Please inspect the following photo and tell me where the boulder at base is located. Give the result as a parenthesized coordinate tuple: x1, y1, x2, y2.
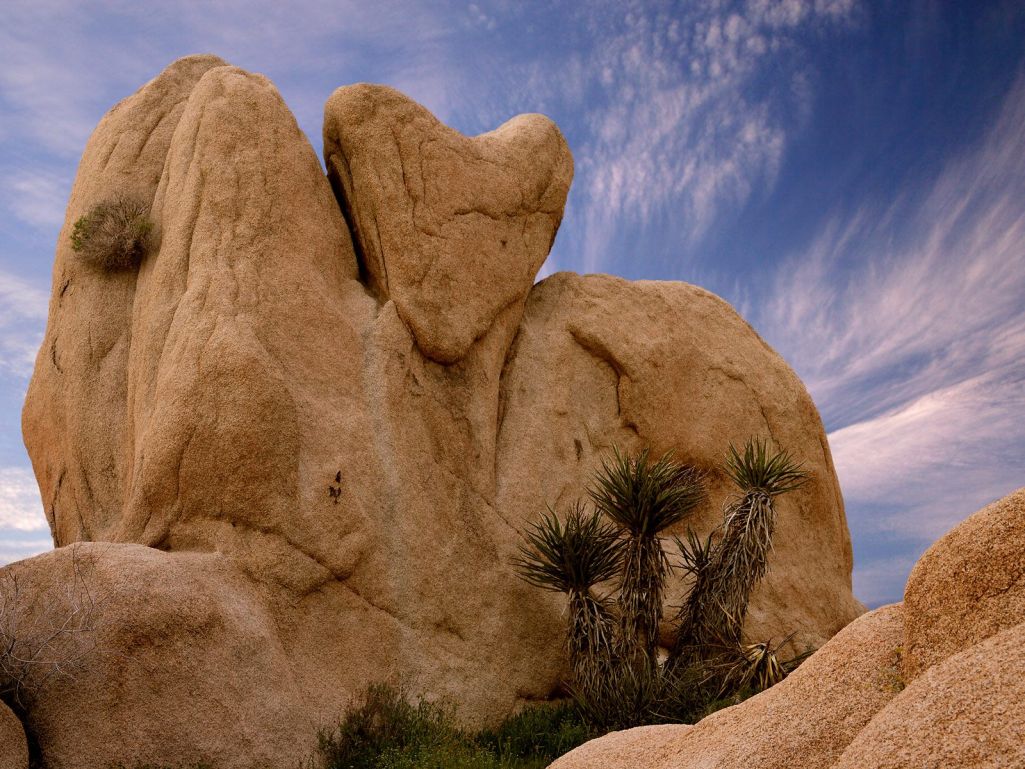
(902, 487, 1025, 679)
(834, 619, 1025, 768)
(14, 54, 862, 767)
(550, 604, 904, 769)
(0, 701, 27, 769)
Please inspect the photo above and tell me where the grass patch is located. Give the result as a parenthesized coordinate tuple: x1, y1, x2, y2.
(317, 683, 590, 769)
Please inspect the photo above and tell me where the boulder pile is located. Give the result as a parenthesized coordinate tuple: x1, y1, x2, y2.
(4, 56, 862, 768)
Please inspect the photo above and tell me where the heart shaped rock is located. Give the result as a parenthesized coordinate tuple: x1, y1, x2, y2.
(323, 84, 573, 363)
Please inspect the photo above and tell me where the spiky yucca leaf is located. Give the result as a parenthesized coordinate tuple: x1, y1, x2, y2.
(724, 438, 806, 496)
(513, 503, 623, 595)
(514, 503, 622, 701)
(589, 446, 705, 667)
(673, 439, 808, 660)
(589, 447, 706, 537)
(674, 527, 715, 580)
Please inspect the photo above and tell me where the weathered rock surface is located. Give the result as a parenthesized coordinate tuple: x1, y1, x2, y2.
(0, 701, 27, 769)
(551, 604, 904, 769)
(903, 486, 1025, 679)
(14, 55, 861, 767)
(549, 724, 690, 769)
(555, 487, 1025, 769)
(3, 544, 306, 769)
(498, 274, 863, 650)
(324, 83, 573, 364)
(834, 619, 1025, 769)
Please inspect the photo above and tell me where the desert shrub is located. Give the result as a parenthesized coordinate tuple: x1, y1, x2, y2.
(516, 439, 811, 733)
(317, 682, 458, 769)
(512, 503, 622, 703)
(318, 684, 590, 769)
(70, 195, 153, 270)
(475, 701, 588, 765)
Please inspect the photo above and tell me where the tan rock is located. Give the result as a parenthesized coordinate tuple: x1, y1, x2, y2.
(23, 53, 227, 547)
(2, 544, 309, 769)
(323, 83, 573, 364)
(549, 604, 903, 769)
(834, 618, 1025, 769)
(498, 273, 864, 652)
(0, 702, 27, 769)
(903, 486, 1025, 680)
(549, 725, 690, 769)
(17, 55, 862, 766)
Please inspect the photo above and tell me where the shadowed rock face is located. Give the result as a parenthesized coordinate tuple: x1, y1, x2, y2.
(15, 55, 861, 768)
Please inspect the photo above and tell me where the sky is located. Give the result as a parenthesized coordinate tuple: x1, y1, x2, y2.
(1, 0, 1023, 607)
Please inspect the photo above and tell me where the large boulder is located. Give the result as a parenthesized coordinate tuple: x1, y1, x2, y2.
(550, 604, 904, 769)
(902, 486, 1025, 679)
(1, 544, 307, 769)
(0, 702, 27, 769)
(15, 55, 862, 766)
(834, 619, 1025, 768)
(497, 273, 863, 648)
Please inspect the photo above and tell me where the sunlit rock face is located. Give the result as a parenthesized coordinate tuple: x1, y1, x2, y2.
(16, 55, 861, 768)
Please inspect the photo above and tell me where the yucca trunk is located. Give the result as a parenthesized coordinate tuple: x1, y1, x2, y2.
(618, 534, 668, 667)
(567, 589, 617, 699)
(674, 489, 775, 655)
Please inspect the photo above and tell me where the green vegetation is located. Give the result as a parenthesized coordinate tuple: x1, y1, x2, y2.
(513, 503, 621, 704)
(515, 438, 811, 731)
(316, 683, 589, 769)
(70, 195, 153, 270)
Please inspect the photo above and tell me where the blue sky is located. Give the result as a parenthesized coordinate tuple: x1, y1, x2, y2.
(1, 0, 1023, 607)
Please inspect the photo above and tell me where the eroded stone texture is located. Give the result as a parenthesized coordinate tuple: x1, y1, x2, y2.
(23, 54, 227, 547)
(550, 604, 905, 769)
(0, 701, 27, 769)
(16, 56, 862, 766)
(2, 544, 308, 769)
(835, 619, 1025, 769)
(903, 486, 1025, 680)
(324, 84, 573, 363)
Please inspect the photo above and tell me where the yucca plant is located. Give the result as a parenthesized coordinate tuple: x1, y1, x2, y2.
(513, 503, 623, 700)
(674, 438, 806, 660)
(589, 448, 705, 667)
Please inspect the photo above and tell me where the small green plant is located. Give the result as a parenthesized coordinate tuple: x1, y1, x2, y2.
(317, 683, 589, 769)
(516, 438, 811, 733)
(513, 503, 622, 702)
(70, 195, 153, 270)
(475, 701, 589, 766)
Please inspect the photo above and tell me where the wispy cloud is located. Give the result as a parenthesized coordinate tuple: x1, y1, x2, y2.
(2, 168, 71, 230)
(0, 268, 47, 379)
(0, 466, 47, 533)
(553, 0, 861, 271)
(753, 71, 1025, 602)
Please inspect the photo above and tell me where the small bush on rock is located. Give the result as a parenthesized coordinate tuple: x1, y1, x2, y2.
(70, 195, 153, 270)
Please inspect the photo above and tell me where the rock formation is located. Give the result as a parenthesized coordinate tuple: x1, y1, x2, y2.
(9, 55, 862, 767)
(552, 486, 1025, 769)
(0, 701, 27, 769)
